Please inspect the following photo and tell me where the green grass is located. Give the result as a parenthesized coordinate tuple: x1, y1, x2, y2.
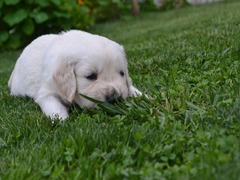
(1, 1, 240, 179)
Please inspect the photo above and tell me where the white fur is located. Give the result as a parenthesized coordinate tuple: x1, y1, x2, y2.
(8, 30, 141, 120)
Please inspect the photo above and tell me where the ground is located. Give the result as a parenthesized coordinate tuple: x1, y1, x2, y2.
(0, 0, 240, 179)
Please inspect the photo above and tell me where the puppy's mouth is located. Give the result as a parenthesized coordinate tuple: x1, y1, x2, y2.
(79, 93, 127, 115)
(79, 93, 123, 105)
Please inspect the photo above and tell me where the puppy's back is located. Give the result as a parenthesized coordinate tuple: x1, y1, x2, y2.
(8, 34, 58, 97)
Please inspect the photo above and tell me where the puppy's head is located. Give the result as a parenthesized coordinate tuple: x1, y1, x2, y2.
(53, 37, 133, 108)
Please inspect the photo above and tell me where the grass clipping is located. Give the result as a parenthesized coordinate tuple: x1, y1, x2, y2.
(79, 93, 129, 115)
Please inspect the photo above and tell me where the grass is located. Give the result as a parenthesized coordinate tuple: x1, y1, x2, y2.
(1, 1, 240, 179)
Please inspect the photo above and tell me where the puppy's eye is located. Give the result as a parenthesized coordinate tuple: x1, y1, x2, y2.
(85, 73, 97, 80)
(120, 71, 124, 77)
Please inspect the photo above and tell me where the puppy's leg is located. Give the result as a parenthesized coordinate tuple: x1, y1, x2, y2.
(36, 96, 69, 120)
(129, 85, 142, 96)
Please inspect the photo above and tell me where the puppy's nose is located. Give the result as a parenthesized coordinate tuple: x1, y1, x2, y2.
(106, 94, 123, 104)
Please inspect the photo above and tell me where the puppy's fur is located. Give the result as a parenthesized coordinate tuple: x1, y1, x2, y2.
(8, 30, 141, 120)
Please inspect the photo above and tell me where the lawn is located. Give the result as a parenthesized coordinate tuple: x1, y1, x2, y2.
(1, 1, 240, 179)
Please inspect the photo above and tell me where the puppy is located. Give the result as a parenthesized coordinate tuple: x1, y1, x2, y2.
(8, 30, 141, 120)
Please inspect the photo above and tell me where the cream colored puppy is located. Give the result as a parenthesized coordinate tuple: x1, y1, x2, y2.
(8, 30, 141, 120)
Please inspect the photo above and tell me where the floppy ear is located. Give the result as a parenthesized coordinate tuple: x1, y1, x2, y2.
(126, 74, 142, 97)
(53, 63, 76, 103)
(121, 49, 142, 97)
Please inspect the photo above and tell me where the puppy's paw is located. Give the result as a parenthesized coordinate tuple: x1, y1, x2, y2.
(129, 85, 142, 97)
(49, 111, 69, 121)
(36, 95, 69, 121)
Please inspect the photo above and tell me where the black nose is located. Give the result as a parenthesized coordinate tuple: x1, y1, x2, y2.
(106, 95, 123, 104)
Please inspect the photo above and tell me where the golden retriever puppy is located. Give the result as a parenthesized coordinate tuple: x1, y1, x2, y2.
(8, 30, 141, 120)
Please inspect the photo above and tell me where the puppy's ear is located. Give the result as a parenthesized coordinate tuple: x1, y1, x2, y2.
(53, 63, 76, 102)
(126, 74, 142, 97)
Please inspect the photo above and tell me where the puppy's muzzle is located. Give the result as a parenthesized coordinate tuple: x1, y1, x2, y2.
(106, 93, 123, 104)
